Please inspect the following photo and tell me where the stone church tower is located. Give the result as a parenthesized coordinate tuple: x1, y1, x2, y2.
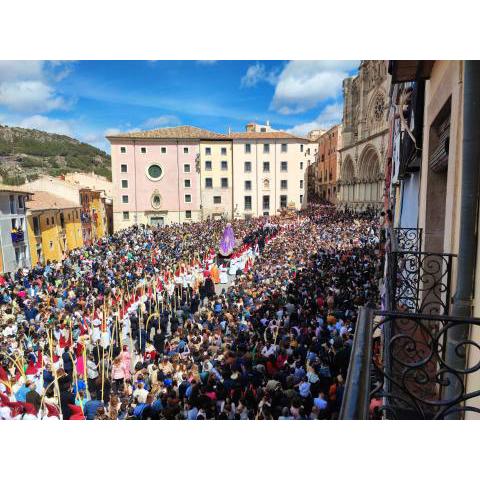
(338, 60, 390, 210)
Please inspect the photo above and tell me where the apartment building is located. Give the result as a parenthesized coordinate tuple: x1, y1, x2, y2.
(0, 185, 32, 273)
(199, 140, 233, 219)
(231, 131, 317, 218)
(64, 171, 114, 235)
(26, 191, 83, 264)
(315, 125, 342, 203)
(22, 175, 109, 245)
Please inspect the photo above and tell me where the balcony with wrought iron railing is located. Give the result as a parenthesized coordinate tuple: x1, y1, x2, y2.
(340, 308, 480, 419)
(340, 227, 480, 419)
(11, 228, 25, 243)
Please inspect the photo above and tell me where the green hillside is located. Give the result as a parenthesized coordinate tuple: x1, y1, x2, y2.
(0, 124, 111, 185)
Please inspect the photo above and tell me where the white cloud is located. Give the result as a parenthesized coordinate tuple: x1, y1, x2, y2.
(241, 62, 278, 88)
(142, 114, 181, 128)
(0, 61, 45, 82)
(0, 80, 68, 112)
(18, 114, 73, 136)
(0, 60, 72, 113)
(49, 62, 75, 82)
(287, 103, 343, 137)
(270, 60, 359, 114)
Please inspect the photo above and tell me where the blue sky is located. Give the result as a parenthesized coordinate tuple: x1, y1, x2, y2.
(0, 60, 359, 153)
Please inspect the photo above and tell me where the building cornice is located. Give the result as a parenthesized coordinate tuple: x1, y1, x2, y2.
(338, 127, 389, 153)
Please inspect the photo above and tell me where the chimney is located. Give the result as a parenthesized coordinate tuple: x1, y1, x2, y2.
(266, 120, 270, 127)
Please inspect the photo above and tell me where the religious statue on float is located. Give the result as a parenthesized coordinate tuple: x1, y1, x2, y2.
(219, 223, 235, 257)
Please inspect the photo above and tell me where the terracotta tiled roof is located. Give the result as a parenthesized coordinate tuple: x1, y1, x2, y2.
(0, 184, 33, 194)
(227, 131, 310, 141)
(105, 125, 310, 142)
(106, 125, 227, 140)
(26, 191, 80, 211)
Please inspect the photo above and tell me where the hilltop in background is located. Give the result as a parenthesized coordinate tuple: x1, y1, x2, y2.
(0, 125, 111, 185)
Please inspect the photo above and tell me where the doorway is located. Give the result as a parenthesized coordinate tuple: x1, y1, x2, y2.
(150, 216, 165, 227)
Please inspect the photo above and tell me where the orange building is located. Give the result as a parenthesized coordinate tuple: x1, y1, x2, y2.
(315, 125, 342, 203)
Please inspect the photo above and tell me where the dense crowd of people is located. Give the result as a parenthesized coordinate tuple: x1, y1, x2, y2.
(0, 206, 380, 420)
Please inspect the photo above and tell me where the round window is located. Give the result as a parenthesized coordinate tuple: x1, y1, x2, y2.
(147, 164, 163, 179)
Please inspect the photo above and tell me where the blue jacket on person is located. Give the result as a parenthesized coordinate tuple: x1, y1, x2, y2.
(84, 399, 104, 420)
(15, 385, 30, 402)
(43, 369, 55, 389)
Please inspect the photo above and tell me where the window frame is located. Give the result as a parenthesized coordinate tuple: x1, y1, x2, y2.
(145, 163, 164, 181)
(262, 195, 270, 210)
(33, 216, 41, 236)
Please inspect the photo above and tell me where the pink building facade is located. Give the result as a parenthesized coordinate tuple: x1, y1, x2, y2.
(110, 138, 201, 229)
(108, 126, 226, 231)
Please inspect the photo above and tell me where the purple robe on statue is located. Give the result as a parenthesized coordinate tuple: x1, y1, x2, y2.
(219, 223, 235, 256)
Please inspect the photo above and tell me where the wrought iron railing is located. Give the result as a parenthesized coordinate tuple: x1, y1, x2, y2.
(388, 251, 456, 315)
(340, 308, 480, 420)
(393, 227, 423, 252)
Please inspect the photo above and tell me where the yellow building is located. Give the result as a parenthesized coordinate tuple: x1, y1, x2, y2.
(80, 187, 109, 244)
(199, 140, 233, 219)
(26, 191, 83, 264)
